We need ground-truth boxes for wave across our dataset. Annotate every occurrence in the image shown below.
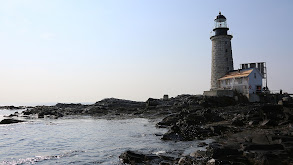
[1,150,85,165]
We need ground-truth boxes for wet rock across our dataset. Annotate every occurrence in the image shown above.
[0,105,21,109]
[232,118,245,126]
[198,142,208,147]
[210,125,233,136]
[157,114,180,128]
[119,150,147,164]
[119,150,174,165]
[162,130,183,141]
[56,103,82,108]
[261,104,284,120]
[146,98,161,107]
[199,96,236,108]
[0,118,24,124]
[208,146,241,159]
[206,158,232,165]
[178,156,194,165]
[190,150,206,158]
[260,119,278,126]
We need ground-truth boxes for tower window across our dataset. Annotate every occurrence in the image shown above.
[226,57,228,61]
[225,41,228,45]
[227,67,229,71]
[225,49,228,52]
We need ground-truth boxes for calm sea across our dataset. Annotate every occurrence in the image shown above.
[0,109,210,165]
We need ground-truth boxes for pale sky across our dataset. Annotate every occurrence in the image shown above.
[0,0,292,105]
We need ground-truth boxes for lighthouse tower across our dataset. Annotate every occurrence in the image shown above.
[210,12,233,90]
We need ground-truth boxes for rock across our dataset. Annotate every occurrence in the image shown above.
[0,105,21,109]
[157,114,180,127]
[199,96,236,108]
[261,104,284,120]
[206,158,216,165]
[119,150,175,165]
[190,150,206,158]
[244,144,284,151]
[159,161,171,165]
[260,119,278,126]
[210,147,241,159]
[56,103,82,108]
[251,134,272,144]
[232,118,245,126]
[210,125,231,136]
[248,119,261,126]
[119,150,147,164]
[177,157,187,165]
[183,114,206,125]
[198,142,208,147]
[206,159,232,165]
[177,156,196,165]
[0,119,24,124]
[146,98,161,107]
[162,131,183,141]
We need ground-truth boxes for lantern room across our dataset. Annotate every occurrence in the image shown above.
[213,12,230,36]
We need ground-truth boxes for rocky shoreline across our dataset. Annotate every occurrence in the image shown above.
[2,94,293,164]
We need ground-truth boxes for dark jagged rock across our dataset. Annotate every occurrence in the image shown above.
[199,96,236,108]
[119,150,175,165]
[0,118,24,124]
[156,114,180,128]
[0,105,21,109]
[119,150,147,164]
[146,98,161,107]
[55,103,82,108]
[244,144,284,151]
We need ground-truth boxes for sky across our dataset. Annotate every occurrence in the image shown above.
[0,0,292,105]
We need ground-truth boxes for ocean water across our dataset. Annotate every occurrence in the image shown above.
[0,110,211,165]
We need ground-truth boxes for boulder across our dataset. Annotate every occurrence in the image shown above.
[119,150,147,164]
[0,118,24,124]
[157,114,180,127]
[244,144,284,151]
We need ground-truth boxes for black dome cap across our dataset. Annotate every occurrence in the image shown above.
[215,12,226,21]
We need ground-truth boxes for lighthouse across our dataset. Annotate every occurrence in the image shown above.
[204,12,265,102]
[210,12,234,90]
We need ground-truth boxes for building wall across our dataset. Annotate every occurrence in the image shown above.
[203,89,234,97]
[210,35,233,90]
[220,77,249,94]
[248,69,263,94]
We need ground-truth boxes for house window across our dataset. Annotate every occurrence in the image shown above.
[225,41,228,45]
[256,86,262,93]
[225,49,228,52]
[227,67,229,71]
[237,78,242,84]
[254,73,256,79]
[226,57,228,61]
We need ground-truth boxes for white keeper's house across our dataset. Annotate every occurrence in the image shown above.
[218,68,263,102]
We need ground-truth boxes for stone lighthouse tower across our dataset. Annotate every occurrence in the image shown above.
[210,12,234,90]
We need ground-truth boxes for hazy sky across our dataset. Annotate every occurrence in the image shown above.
[0,0,292,105]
